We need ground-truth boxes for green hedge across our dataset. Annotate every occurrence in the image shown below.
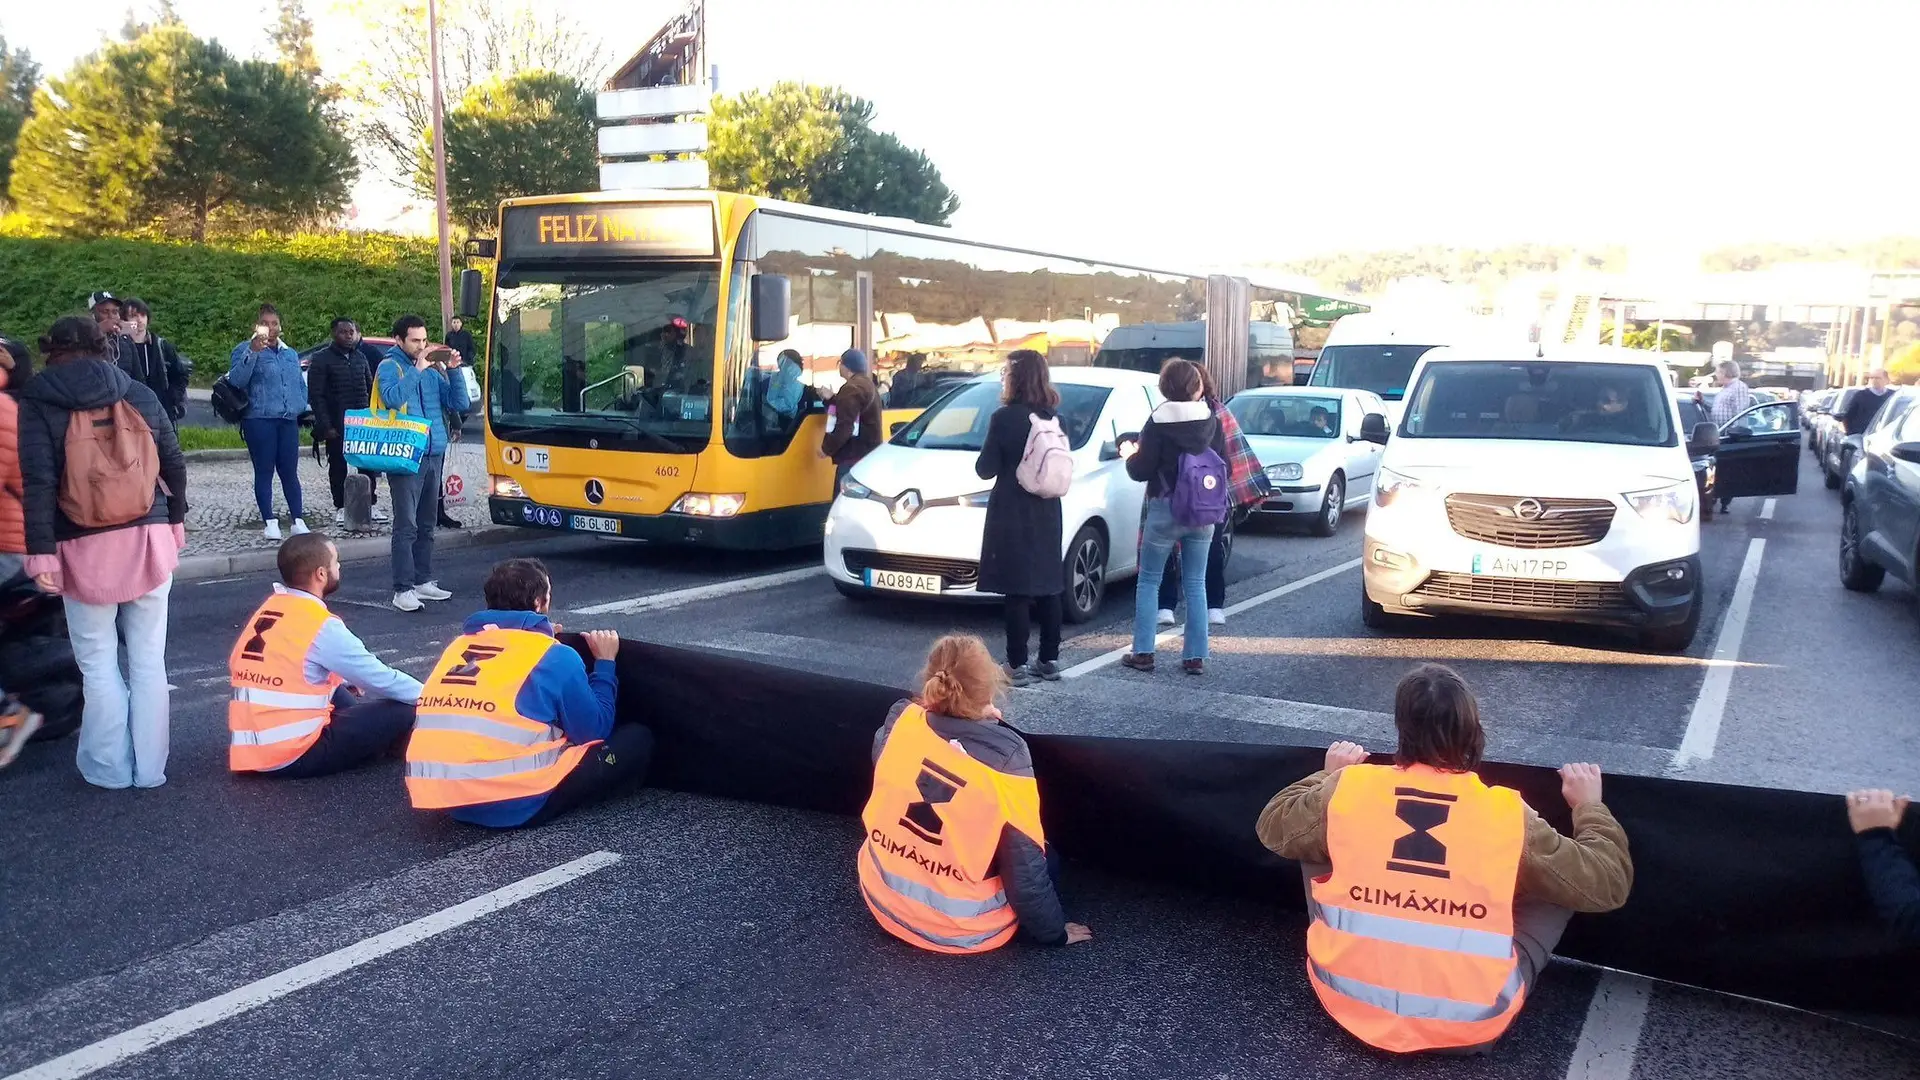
[0,220,453,383]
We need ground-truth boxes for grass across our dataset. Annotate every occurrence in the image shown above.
[176,425,247,452]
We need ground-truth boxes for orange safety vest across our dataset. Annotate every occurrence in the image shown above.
[228,590,342,772]
[857,703,1046,954]
[1306,762,1528,1054]
[404,626,594,809]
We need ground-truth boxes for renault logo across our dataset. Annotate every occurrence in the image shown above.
[585,479,605,505]
[1513,498,1544,521]
[890,489,922,526]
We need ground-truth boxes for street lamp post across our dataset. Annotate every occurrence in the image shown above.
[428,0,454,327]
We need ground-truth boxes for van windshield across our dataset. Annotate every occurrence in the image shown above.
[1402,361,1677,447]
[1308,344,1435,401]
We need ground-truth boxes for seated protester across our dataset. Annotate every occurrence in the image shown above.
[1846,788,1920,946]
[1257,663,1631,1056]
[229,534,422,778]
[405,558,648,828]
[861,633,1092,952]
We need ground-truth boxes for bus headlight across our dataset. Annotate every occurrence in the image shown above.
[490,475,525,498]
[1625,482,1695,524]
[671,493,746,518]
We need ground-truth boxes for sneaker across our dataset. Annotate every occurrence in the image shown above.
[392,590,423,612]
[1029,660,1062,682]
[371,507,391,523]
[413,581,452,602]
[334,509,346,527]
[1208,608,1226,626]
[1120,653,1155,673]
[0,704,43,769]
[1183,658,1206,676]
[1004,663,1035,688]
[1156,608,1176,627]
[262,519,283,542]
[289,519,310,536]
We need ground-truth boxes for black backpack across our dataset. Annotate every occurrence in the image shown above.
[210,373,249,424]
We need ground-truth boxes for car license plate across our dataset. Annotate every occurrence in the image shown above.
[570,515,620,535]
[1472,554,1570,577]
[865,569,942,593]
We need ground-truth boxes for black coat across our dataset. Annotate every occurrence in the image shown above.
[18,357,187,554]
[307,343,373,436]
[974,403,1064,597]
[120,337,184,418]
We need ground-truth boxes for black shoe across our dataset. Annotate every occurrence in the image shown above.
[437,514,464,529]
[1030,660,1062,682]
[1004,663,1035,688]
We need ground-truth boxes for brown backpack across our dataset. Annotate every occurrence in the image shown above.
[59,399,161,529]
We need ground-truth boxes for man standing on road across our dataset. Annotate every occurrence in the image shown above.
[821,348,883,488]
[121,298,188,422]
[307,318,382,527]
[377,315,468,612]
[1708,360,1754,513]
[229,534,422,778]
[404,558,652,828]
[444,315,476,369]
[1843,368,1895,438]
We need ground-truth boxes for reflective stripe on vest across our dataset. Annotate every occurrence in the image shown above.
[1309,959,1525,1024]
[860,884,1008,951]
[863,843,1009,919]
[413,712,559,747]
[406,745,564,781]
[1314,901,1513,959]
[227,591,342,773]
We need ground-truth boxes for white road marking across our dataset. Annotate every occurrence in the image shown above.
[2,851,621,1080]
[164,684,178,692]
[1563,970,1652,1080]
[571,566,822,616]
[1759,498,1777,520]
[195,676,229,687]
[193,576,249,586]
[335,599,395,612]
[1671,538,1766,769]
[400,655,436,666]
[1060,558,1362,679]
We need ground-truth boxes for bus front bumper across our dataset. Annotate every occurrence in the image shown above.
[488,497,828,551]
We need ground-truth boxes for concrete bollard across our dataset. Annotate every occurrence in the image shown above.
[344,473,374,532]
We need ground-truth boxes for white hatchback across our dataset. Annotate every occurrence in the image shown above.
[1227,386,1387,536]
[824,367,1160,622]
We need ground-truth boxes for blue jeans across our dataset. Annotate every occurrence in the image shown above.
[240,417,303,520]
[1133,499,1212,660]
[389,453,443,592]
[65,579,172,789]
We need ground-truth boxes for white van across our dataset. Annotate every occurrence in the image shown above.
[1358,347,1718,651]
[1309,312,1525,425]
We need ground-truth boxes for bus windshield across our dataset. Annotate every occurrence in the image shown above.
[1309,344,1436,401]
[488,266,719,452]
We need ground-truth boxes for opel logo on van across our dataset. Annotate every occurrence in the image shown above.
[1513,498,1545,521]
[585,479,605,505]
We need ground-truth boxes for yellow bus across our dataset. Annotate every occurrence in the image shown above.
[479,189,1360,549]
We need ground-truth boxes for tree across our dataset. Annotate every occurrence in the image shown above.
[708,82,959,226]
[429,70,595,232]
[0,35,40,200]
[272,0,322,87]
[8,27,356,240]
[1890,342,1920,386]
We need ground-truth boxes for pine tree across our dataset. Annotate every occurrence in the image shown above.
[0,35,39,199]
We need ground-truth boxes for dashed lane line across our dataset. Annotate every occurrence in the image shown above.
[1670,538,1766,770]
[1759,497,1777,520]
[1564,970,1652,1080]
[1,851,622,1080]
[571,565,822,616]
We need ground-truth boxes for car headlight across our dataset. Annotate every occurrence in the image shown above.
[1373,466,1425,508]
[956,490,992,508]
[839,476,873,500]
[670,492,746,518]
[1625,482,1695,525]
[490,474,524,498]
[1264,462,1304,482]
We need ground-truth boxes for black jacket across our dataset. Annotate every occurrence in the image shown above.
[1126,399,1225,498]
[18,357,186,554]
[307,342,373,436]
[445,328,476,367]
[1856,828,1920,946]
[1843,387,1895,436]
[872,700,1067,945]
[974,403,1065,597]
[121,336,185,418]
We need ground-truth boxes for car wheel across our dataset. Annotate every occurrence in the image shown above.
[1823,457,1842,490]
[1639,597,1701,653]
[1062,524,1107,623]
[1312,473,1346,537]
[1839,502,1885,592]
[1360,580,1399,630]
[831,580,872,602]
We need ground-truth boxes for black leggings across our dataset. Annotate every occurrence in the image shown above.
[1003,593,1063,668]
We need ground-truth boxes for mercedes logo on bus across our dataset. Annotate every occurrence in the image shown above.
[585,479,605,505]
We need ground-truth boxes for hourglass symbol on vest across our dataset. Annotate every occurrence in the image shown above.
[240,611,283,662]
[1386,787,1455,879]
[900,759,967,845]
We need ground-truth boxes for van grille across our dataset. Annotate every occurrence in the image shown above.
[1445,493,1615,549]
[842,550,980,587]
[1413,572,1633,613]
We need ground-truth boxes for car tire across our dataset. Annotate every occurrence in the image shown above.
[1823,459,1842,490]
[1312,473,1346,537]
[1061,524,1107,624]
[831,580,872,602]
[1360,581,1399,630]
[1839,502,1885,593]
[1639,597,1701,653]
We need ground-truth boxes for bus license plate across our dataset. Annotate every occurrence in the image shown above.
[865,569,942,594]
[570,515,620,535]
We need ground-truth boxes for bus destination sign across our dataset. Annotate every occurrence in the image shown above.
[500,202,716,259]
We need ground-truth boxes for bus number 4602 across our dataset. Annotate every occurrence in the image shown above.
[656,466,681,477]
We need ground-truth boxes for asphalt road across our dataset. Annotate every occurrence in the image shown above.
[3,452,1916,1080]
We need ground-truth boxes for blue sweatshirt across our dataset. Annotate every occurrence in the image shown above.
[449,609,619,828]
[376,347,470,454]
[227,340,308,420]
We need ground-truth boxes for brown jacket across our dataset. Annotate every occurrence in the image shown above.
[1257,767,1633,913]
[821,373,883,466]
[0,366,22,554]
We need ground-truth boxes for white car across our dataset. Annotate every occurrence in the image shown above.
[1227,386,1387,536]
[1360,347,1716,652]
[824,367,1160,621]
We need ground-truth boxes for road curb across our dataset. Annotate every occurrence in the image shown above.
[183,449,251,463]
[176,525,524,582]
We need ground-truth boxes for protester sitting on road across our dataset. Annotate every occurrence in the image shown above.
[1257,663,1632,1056]
[0,339,26,557]
[20,316,188,791]
[862,633,1091,952]
[228,303,310,542]
[307,318,381,528]
[1846,788,1920,946]
[120,298,186,421]
[974,349,1068,686]
[1125,359,1228,675]
[405,558,650,828]
[377,315,469,612]
[820,348,882,486]
[228,534,423,778]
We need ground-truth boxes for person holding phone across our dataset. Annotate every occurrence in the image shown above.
[227,303,309,542]
[376,316,469,612]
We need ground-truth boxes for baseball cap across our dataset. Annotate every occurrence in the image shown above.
[88,290,120,310]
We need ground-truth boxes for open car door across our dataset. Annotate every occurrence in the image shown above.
[1715,402,1801,498]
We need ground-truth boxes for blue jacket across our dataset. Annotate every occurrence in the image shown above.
[376,347,470,454]
[227,341,308,420]
[449,609,619,828]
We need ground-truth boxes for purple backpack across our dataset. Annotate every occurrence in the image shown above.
[1170,445,1231,527]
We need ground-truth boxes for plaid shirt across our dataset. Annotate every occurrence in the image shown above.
[1136,399,1270,556]
[1709,380,1753,426]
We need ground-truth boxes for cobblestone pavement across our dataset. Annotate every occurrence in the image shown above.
[183,442,492,557]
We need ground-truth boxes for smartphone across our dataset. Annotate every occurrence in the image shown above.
[254,323,271,340]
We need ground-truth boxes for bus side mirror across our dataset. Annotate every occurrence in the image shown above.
[458,269,484,320]
[751,274,791,342]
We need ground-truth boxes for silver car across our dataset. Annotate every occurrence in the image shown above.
[1227,386,1387,536]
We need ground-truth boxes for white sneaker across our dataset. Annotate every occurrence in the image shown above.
[289,519,310,536]
[392,590,422,612]
[262,519,282,542]
[334,509,346,527]
[1208,608,1227,626]
[1156,608,1175,627]
[413,581,452,602]
[371,507,391,523]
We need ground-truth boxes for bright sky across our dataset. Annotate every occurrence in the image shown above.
[9,0,1919,270]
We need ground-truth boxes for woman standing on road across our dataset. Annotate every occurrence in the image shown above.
[227,303,309,541]
[19,317,187,790]
[1125,359,1227,675]
[974,350,1066,686]
[1154,363,1266,629]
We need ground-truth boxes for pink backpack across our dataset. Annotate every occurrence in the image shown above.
[1015,413,1073,498]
